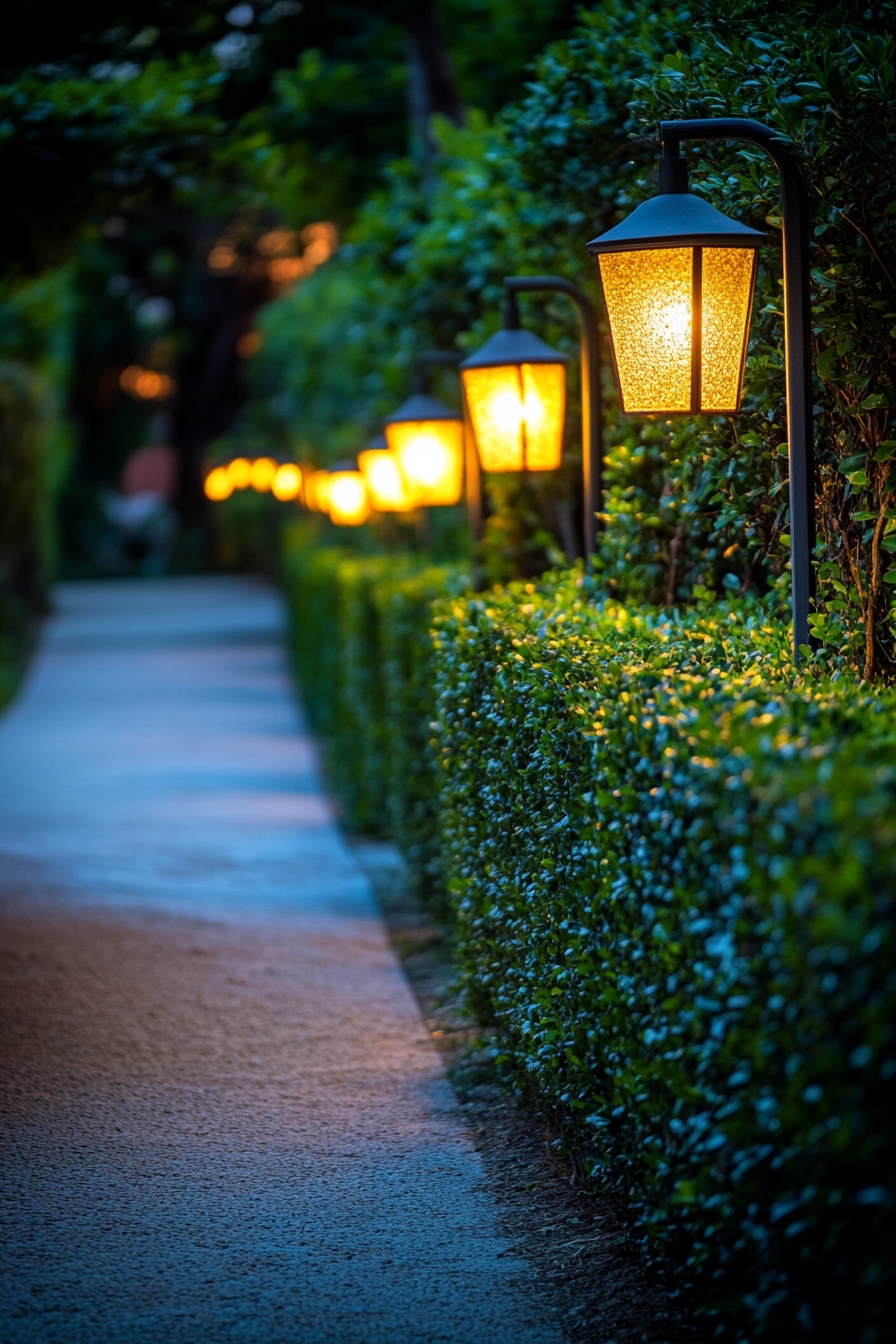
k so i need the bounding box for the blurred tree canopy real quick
[0,0,575,590]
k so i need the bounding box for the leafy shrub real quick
[433,574,895,1340]
[282,523,463,869]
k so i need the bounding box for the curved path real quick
[0,577,559,1344]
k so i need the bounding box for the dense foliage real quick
[283,542,895,1340]
[434,576,894,1341]
[282,522,463,902]
[254,0,896,677]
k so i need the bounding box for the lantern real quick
[358,436,413,512]
[305,469,331,513]
[383,394,463,506]
[585,161,765,415]
[204,466,233,501]
[460,326,568,473]
[328,465,370,526]
[250,456,278,492]
[226,457,252,490]
[272,462,303,501]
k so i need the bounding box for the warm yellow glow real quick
[328,471,370,526]
[599,246,756,414]
[208,243,236,273]
[272,463,303,501]
[701,248,756,411]
[226,457,252,489]
[250,457,277,492]
[385,421,463,506]
[462,363,566,472]
[599,247,693,413]
[204,466,233,501]
[358,449,413,512]
[305,470,331,512]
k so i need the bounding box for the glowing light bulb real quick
[204,466,233,501]
[227,457,252,489]
[250,457,277,492]
[272,463,303,501]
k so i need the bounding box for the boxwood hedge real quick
[283,541,895,1340]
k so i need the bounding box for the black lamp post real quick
[586,118,814,660]
[460,277,603,563]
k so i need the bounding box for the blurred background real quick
[0,0,578,652]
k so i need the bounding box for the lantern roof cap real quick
[460,325,569,372]
[586,191,767,255]
[384,392,461,425]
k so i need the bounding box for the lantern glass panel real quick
[328,471,370,526]
[358,449,413,512]
[599,247,692,414]
[384,420,463,506]
[461,362,565,472]
[701,247,756,411]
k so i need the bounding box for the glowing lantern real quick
[383,394,463,507]
[460,327,568,473]
[272,462,303,501]
[328,467,370,526]
[250,457,277,492]
[204,466,233,501]
[227,457,252,490]
[304,470,331,512]
[585,160,765,415]
[358,436,413,513]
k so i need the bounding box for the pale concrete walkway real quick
[0,578,559,1344]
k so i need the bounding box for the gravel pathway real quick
[0,577,561,1344]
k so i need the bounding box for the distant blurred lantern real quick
[585,153,764,415]
[237,330,263,359]
[460,307,568,473]
[227,457,252,490]
[383,395,463,506]
[272,462,303,501]
[327,463,370,526]
[305,469,331,513]
[250,457,277,492]
[358,435,413,513]
[204,466,233,501]
[119,365,175,401]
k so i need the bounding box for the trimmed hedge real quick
[433,578,894,1340]
[282,522,463,892]
[283,541,895,1340]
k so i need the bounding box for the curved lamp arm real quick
[660,117,815,658]
[503,276,603,564]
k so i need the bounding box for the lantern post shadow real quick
[587,117,814,661]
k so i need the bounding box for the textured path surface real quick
[0,578,559,1344]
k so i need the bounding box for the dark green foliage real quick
[375,563,466,905]
[281,522,463,855]
[433,576,895,1340]
[282,531,895,1335]
[255,0,896,676]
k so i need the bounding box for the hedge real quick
[284,542,895,1341]
[433,576,894,1341]
[282,521,464,894]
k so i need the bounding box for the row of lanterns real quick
[206,147,766,535]
[208,118,812,662]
